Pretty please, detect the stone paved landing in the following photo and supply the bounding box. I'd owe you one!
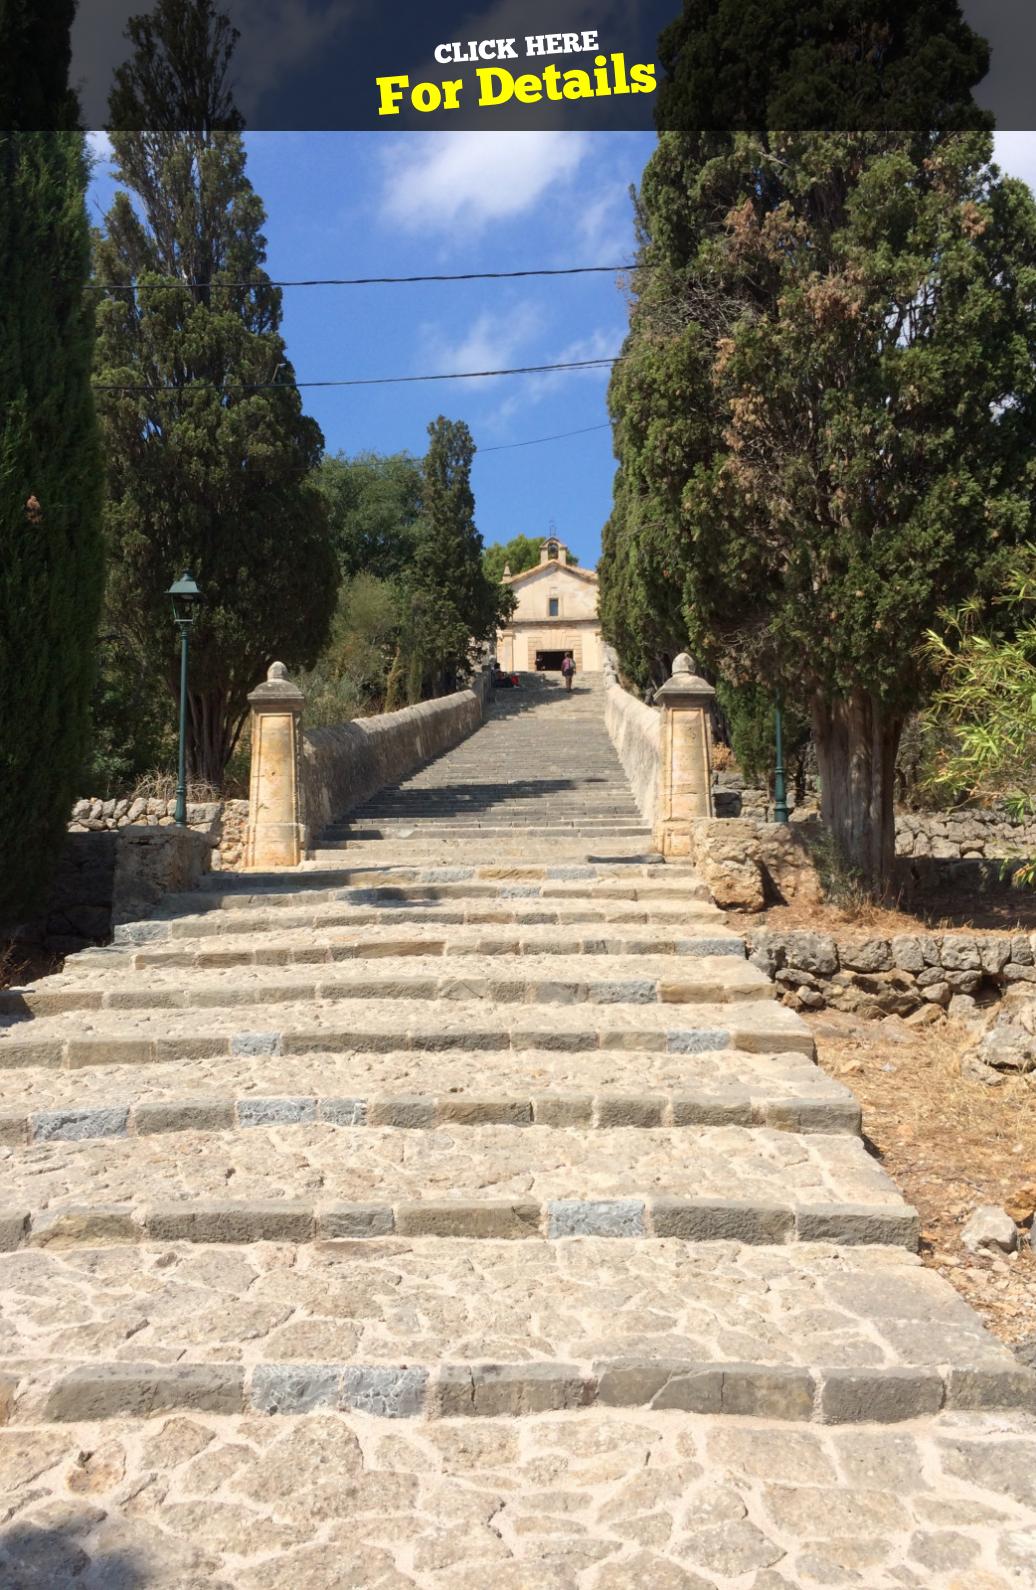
[2,1409,1036,1587]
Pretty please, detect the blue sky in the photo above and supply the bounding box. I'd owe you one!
[88,131,655,571]
[87,130,1036,572]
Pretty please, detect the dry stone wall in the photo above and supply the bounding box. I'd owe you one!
[69,798,248,872]
[747,928,1036,1020]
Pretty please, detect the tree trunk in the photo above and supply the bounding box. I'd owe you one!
[811,691,904,895]
[186,687,235,790]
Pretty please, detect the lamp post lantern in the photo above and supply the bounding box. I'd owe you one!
[773,696,790,824]
[167,573,203,826]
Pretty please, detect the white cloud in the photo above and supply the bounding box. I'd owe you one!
[85,130,113,163]
[994,132,1036,194]
[418,301,545,387]
[380,131,590,235]
[488,323,615,428]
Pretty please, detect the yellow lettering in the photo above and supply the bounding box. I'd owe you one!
[630,63,656,94]
[376,75,409,116]
[476,66,515,105]
[514,72,542,103]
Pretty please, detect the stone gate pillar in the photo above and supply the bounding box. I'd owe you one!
[654,653,716,856]
[244,662,305,869]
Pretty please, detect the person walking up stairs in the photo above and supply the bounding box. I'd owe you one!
[0,671,1034,1586]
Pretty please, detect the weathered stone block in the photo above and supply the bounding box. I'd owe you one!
[31,1107,129,1143]
[367,1097,436,1128]
[145,1200,314,1243]
[0,1112,27,1146]
[820,1368,944,1423]
[341,1366,427,1418]
[237,1097,317,1128]
[721,1365,816,1420]
[230,1031,283,1057]
[132,1099,235,1134]
[46,1363,244,1421]
[396,1201,541,1239]
[547,1199,645,1238]
[796,1202,919,1249]
[317,1098,368,1126]
[0,1211,30,1251]
[317,1203,394,1238]
[433,1363,590,1418]
[531,1093,593,1127]
[251,1364,341,1414]
[29,1205,139,1247]
[436,1097,533,1126]
[665,1028,730,1054]
[652,1198,793,1244]
[594,1096,665,1128]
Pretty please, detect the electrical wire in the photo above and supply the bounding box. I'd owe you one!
[479,422,612,452]
[92,355,619,394]
[88,264,640,292]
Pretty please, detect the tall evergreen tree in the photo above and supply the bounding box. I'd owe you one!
[656,0,990,133]
[94,0,337,786]
[0,0,81,130]
[0,127,104,924]
[406,417,511,696]
[605,131,1036,888]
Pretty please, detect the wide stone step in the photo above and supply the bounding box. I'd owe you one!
[7,954,774,1017]
[0,1046,861,1142]
[0,994,813,1068]
[4,1406,1036,1584]
[0,1123,916,1249]
[3,1241,1029,1426]
[73,921,747,972]
[108,897,727,946]
[160,876,712,914]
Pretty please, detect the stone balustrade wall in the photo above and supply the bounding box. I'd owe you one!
[300,688,484,843]
[602,651,660,827]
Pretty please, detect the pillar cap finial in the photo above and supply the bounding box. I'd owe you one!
[655,654,716,703]
[249,660,304,708]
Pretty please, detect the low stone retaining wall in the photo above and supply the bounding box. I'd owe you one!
[602,653,660,827]
[301,688,484,842]
[897,810,1036,861]
[69,798,249,872]
[12,826,211,956]
[747,928,1036,1020]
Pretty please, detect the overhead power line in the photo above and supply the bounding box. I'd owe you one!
[480,422,612,453]
[88,264,640,292]
[92,355,619,395]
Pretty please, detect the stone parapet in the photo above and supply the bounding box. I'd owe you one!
[602,650,660,827]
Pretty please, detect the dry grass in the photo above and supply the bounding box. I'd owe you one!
[732,888,1036,937]
[811,1009,1036,1349]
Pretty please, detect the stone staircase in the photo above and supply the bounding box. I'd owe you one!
[1,671,1034,1586]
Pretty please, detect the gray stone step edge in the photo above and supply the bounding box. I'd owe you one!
[0,1088,862,1146]
[9,1354,1033,1426]
[2,971,773,1019]
[71,934,748,973]
[0,1018,815,1070]
[0,1196,918,1251]
[108,905,726,946]
[165,881,712,910]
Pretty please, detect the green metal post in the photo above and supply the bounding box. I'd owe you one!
[174,621,190,826]
[773,698,790,824]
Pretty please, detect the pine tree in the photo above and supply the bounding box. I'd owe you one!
[606,130,1036,889]
[94,1,337,786]
[405,417,511,696]
[0,128,104,925]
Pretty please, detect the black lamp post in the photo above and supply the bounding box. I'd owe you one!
[167,573,203,825]
[773,695,790,824]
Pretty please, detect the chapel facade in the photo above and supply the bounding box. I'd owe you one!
[494,536,604,673]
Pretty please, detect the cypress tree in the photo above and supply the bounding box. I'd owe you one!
[606,130,1036,889]
[0,0,81,130]
[406,417,511,696]
[0,129,104,925]
[94,1,337,786]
